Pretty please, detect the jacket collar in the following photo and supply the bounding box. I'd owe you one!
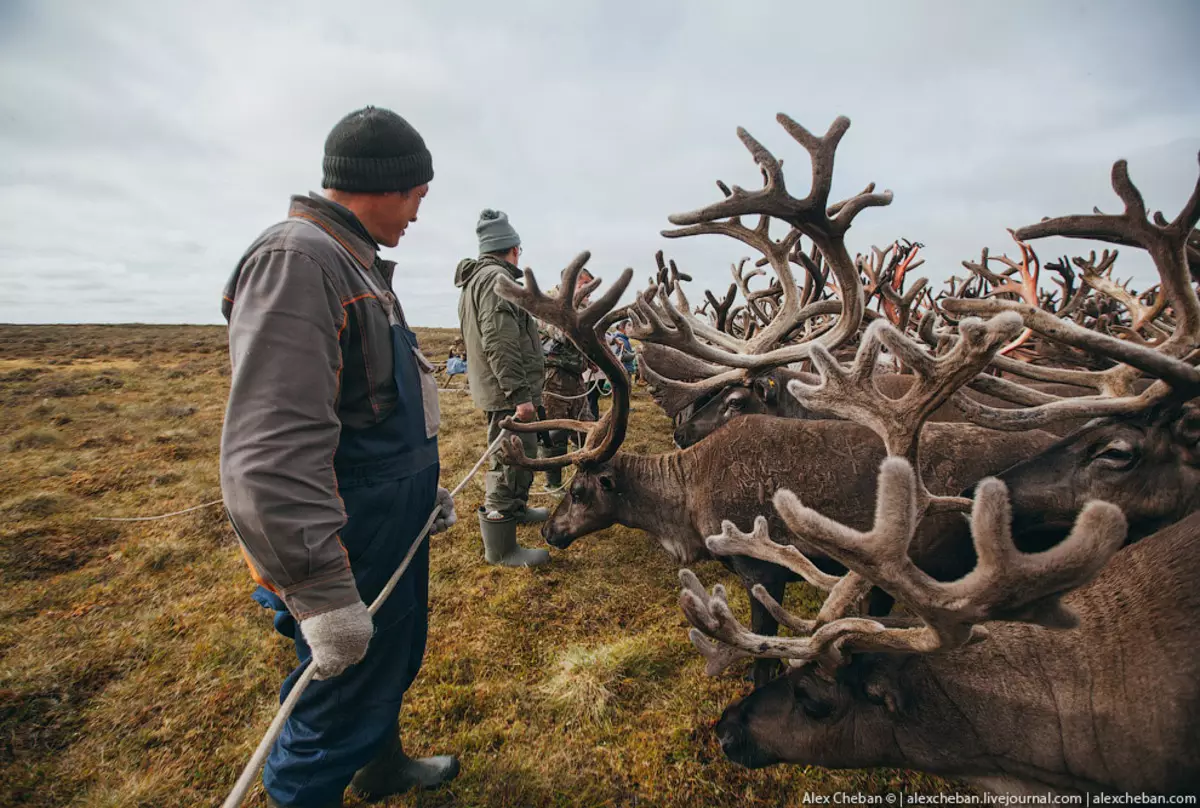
[287,193,379,271]
[477,253,523,280]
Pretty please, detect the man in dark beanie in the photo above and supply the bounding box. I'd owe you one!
[220,106,459,808]
[454,209,552,567]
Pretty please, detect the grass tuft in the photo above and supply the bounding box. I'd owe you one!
[540,636,676,726]
[8,429,62,451]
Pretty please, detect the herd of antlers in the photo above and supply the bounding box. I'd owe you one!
[492,112,1200,682]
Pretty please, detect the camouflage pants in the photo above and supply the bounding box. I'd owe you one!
[542,368,594,456]
[485,410,536,517]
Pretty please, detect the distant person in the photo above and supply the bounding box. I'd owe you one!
[219,106,459,808]
[539,267,596,489]
[610,319,638,378]
[454,209,551,567]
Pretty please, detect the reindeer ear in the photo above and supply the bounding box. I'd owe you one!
[863,668,905,716]
[598,472,616,491]
[1174,403,1200,451]
[754,375,779,405]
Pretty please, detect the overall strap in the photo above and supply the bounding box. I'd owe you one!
[291,217,406,328]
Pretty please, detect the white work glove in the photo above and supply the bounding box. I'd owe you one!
[430,486,457,534]
[299,600,374,680]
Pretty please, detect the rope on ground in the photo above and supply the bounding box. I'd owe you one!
[89,499,225,522]
[221,432,505,808]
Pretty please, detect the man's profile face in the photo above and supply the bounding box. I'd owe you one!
[577,271,594,305]
[372,183,429,247]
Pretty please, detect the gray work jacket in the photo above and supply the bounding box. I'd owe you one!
[219,193,431,620]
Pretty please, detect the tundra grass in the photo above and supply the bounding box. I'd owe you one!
[0,324,954,807]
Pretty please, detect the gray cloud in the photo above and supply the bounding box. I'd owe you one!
[1,0,1197,325]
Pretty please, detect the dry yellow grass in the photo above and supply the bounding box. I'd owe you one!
[0,324,951,807]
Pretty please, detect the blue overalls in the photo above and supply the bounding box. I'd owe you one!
[252,261,440,808]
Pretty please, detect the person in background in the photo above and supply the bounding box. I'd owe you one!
[538,267,596,489]
[609,319,638,379]
[220,106,459,808]
[454,209,551,567]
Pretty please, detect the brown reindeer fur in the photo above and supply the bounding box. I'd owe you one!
[716,510,1200,795]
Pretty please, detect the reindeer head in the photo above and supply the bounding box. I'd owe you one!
[991,400,1200,549]
[682,459,1128,777]
[541,463,622,548]
[494,252,640,551]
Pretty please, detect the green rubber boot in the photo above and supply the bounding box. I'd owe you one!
[514,505,550,524]
[479,508,550,566]
[539,444,565,490]
[349,726,460,801]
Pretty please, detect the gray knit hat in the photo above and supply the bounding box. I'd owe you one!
[322,106,433,193]
[476,209,521,255]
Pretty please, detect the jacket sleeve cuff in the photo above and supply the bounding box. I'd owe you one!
[280,566,362,622]
[507,387,532,407]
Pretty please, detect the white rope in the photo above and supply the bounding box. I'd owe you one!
[90,499,225,522]
[541,381,599,402]
[221,433,504,808]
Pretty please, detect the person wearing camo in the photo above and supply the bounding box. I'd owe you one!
[538,267,597,489]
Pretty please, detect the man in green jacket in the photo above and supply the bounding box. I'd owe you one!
[454,210,551,567]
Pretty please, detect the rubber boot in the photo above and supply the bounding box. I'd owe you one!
[514,505,550,524]
[479,508,550,566]
[349,726,460,801]
[539,444,564,490]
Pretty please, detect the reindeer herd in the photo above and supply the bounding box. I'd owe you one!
[493,114,1199,796]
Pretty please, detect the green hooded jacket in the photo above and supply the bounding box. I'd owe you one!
[455,254,544,412]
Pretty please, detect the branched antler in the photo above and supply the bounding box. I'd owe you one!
[628,115,891,407]
[786,313,1024,512]
[495,252,634,469]
[944,154,1200,426]
[680,458,1127,673]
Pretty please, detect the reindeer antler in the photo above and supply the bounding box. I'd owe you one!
[944,153,1200,428]
[495,252,634,469]
[680,458,1127,673]
[627,115,891,405]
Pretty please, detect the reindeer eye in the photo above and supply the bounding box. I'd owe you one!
[1090,440,1137,469]
[792,684,835,720]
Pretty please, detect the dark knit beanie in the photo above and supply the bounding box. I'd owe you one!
[322,106,433,193]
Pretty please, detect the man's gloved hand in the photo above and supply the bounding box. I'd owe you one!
[299,600,374,680]
[430,486,457,534]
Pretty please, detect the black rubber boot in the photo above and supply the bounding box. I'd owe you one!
[479,508,550,566]
[349,726,460,801]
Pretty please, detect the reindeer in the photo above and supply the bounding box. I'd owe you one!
[686,461,1199,795]
[647,236,1159,449]
[494,251,1053,685]
[678,142,1200,794]
[628,112,1197,548]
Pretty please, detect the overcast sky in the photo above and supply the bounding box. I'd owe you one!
[1,0,1197,326]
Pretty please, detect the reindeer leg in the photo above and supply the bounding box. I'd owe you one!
[747,575,787,688]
